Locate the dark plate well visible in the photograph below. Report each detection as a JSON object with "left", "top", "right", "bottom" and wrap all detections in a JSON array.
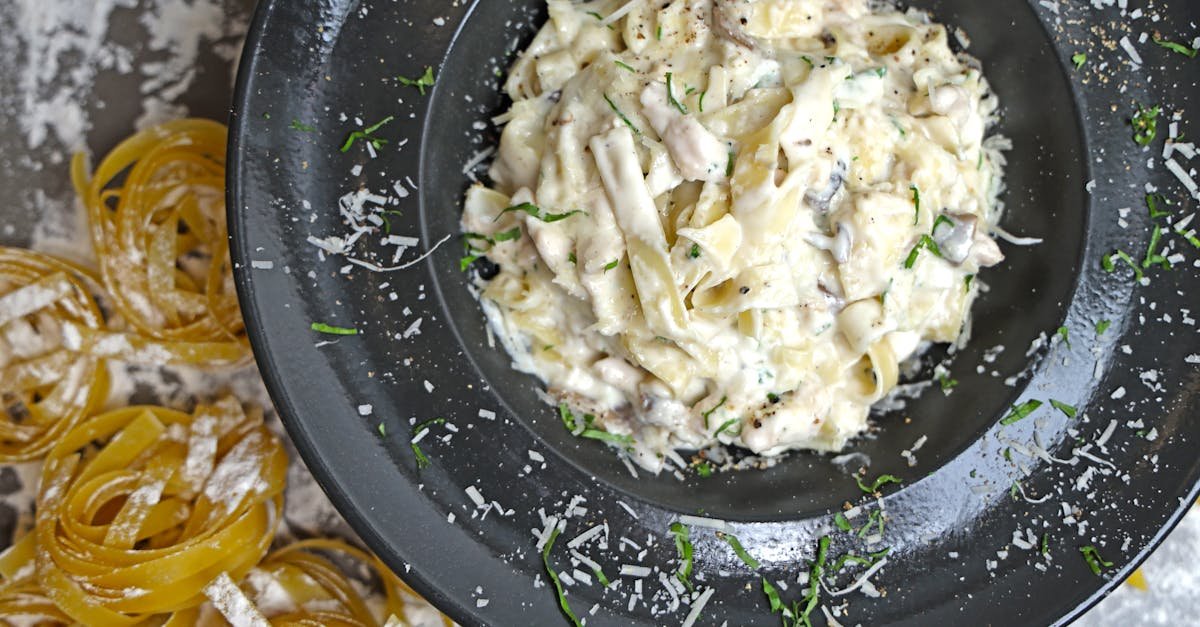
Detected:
[{"left": 229, "top": 1, "right": 1200, "bottom": 625}]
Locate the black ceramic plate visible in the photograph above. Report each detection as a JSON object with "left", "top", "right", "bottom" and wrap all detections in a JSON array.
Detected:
[{"left": 228, "top": 1, "right": 1200, "bottom": 625}]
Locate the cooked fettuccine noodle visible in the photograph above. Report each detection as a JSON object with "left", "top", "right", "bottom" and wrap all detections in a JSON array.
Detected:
[{"left": 463, "top": 0, "right": 1010, "bottom": 471}]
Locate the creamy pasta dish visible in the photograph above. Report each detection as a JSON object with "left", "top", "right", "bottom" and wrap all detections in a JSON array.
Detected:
[{"left": 462, "top": 0, "right": 1011, "bottom": 472}]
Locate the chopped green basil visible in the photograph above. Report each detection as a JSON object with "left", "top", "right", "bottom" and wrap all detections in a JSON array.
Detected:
[
  {"left": 311, "top": 322, "right": 358, "bottom": 335},
  {"left": 669, "top": 522, "right": 695, "bottom": 591},
  {"left": 910, "top": 185, "right": 921, "bottom": 225},
  {"left": 340, "top": 115, "right": 395, "bottom": 152},
  {"left": 542, "top": 525, "right": 582, "bottom": 626},
  {"left": 904, "top": 235, "right": 942, "bottom": 269},
  {"left": 999, "top": 399, "right": 1043, "bottom": 426},
  {"left": 855, "top": 474, "right": 902, "bottom": 495},
  {"left": 798, "top": 536, "right": 831, "bottom": 625},
  {"left": 1050, "top": 399, "right": 1077, "bottom": 418},
  {"left": 1102, "top": 249, "right": 1145, "bottom": 281},
  {"left": 1072, "top": 52, "right": 1087, "bottom": 70},
  {"left": 665, "top": 72, "right": 688, "bottom": 114},
  {"left": 495, "top": 202, "right": 584, "bottom": 223},
  {"left": 714, "top": 417, "right": 739, "bottom": 438},
  {"left": 1132, "top": 104, "right": 1162, "bottom": 147},
  {"left": 1154, "top": 37, "right": 1198, "bottom": 58},
  {"left": 1146, "top": 192, "right": 1171, "bottom": 219},
  {"left": 1056, "top": 325, "right": 1071, "bottom": 348},
  {"left": 701, "top": 396, "right": 726, "bottom": 429},
  {"left": 1095, "top": 319, "right": 1112, "bottom": 335},
  {"left": 718, "top": 532, "right": 761, "bottom": 570},
  {"left": 396, "top": 66, "right": 436, "bottom": 95},
  {"left": 603, "top": 93, "right": 642, "bottom": 135},
  {"left": 410, "top": 418, "right": 445, "bottom": 470},
  {"left": 1142, "top": 224, "right": 1172, "bottom": 270},
  {"left": 1080, "top": 545, "right": 1113, "bottom": 576}
]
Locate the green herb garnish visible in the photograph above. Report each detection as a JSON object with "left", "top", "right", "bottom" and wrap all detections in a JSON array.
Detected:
[
  {"left": 311, "top": 322, "right": 358, "bottom": 335},
  {"left": 495, "top": 202, "right": 583, "bottom": 223},
  {"left": 542, "top": 525, "right": 582, "bottom": 626},
  {"left": 410, "top": 417, "right": 446, "bottom": 470},
  {"left": 701, "top": 396, "right": 726, "bottom": 428},
  {"left": 669, "top": 522, "right": 695, "bottom": 591},
  {"left": 689, "top": 243, "right": 701, "bottom": 259},
  {"left": 910, "top": 185, "right": 921, "bottom": 225},
  {"left": 718, "top": 532, "right": 761, "bottom": 570},
  {"left": 767, "top": 392, "right": 781, "bottom": 404},
  {"left": 290, "top": 119, "right": 315, "bottom": 132},
  {"left": 603, "top": 259, "right": 619, "bottom": 272},
  {"left": 1102, "top": 249, "right": 1145, "bottom": 280},
  {"left": 665, "top": 72, "right": 687, "bottom": 114},
  {"left": 396, "top": 66, "right": 436, "bottom": 95},
  {"left": 904, "top": 235, "right": 942, "bottom": 269},
  {"left": 698, "top": 90, "right": 707, "bottom": 112},
  {"left": 568, "top": 252, "right": 577, "bottom": 265},
  {"left": 939, "top": 373, "right": 959, "bottom": 393},
  {"left": 798, "top": 536, "right": 831, "bottom": 625},
  {"left": 696, "top": 461, "right": 713, "bottom": 478},
  {"left": 762, "top": 576, "right": 787, "bottom": 615},
  {"left": 1072, "top": 52, "right": 1087, "bottom": 70},
  {"left": 855, "top": 474, "right": 902, "bottom": 495},
  {"left": 1056, "top": 325, "right": 1071, "bottom": 348},
  {"left": 1154, "top": 37, "right": 1198, "bottom": 58},
  {"left": 999, "top": 399, "right": 1043, "bottom": 425},
  {"left": 1142, "top": 224, "right": 1172, "bottom": 270},
  {"left": 1080, "top": 545, "right": 1113, "bottom": 576},
  {"left": 603, "top": 93, "right": 641, "bottom": 135},
  {"left": 726, "top": 150, "right": 736, "bottom": 177},
  {"left": 1177, "top": 227, "right": 1200, "bottom": 248},
  {"left": 493, "top": 227, "right": 521, "bottom": 242},
  {"left": 656, "top": 25, "right": 663, "bottom": 40},
  {"left": 1049, "top": 399, "right": 1077, "bottom": 419},
  {"left": 579, "top": 429, "right": 634, "bottom": 446},
  {"left": 377, "top": 423, "right": 386, "bottom": 436},
  {"left": 714, "top": 417, "right": 739, "bottom": 438},
  {"left": 614, "top": 60, "right": 636, "bottom": 73},
  {"left": 1095, "top": 319, "right": 1112, "bottom": 335},
  {"left": 1041, "top": 534, "right": 1050, "bottom": 555},
  {"left": 834, "top": 512, "right": 852, "bottom": 532},
  {"left": 340, "top": 115, "right": 394, "bottom": 152},
  {"left": 1132, "top": 104, "right": 1162, "bottom": 147},
  {"left": 1146, "top": 192, "right": 1171, "bottom": 219}
]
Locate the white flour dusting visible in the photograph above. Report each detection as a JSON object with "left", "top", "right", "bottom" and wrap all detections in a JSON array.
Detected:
[{"left": 2, "top": 0, "right": 244, "bottom": 151}]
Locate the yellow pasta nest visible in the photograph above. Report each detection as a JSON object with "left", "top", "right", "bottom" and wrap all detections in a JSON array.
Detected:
[
  {"left": 0, "top": 399, "right": 286, "bottom": 625},
  {"left": 0, "top": 248, "right": 111, "bottom": 462},
  {"left": 72, "top": 118, "right": 246, "bottom": 355}
]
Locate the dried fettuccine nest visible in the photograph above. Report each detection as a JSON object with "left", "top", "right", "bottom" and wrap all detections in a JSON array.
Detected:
[
  {"left": 0, "top": 398, "right": 286, "bottom": 625},
  {"left": 72, "top": 118, "right": 247, "bottom": 358}
]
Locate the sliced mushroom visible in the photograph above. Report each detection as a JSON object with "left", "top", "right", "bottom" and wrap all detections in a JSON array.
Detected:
[
  {"left": 804, "top": 159, "right": 848, "bottom": 213},
  {"left": 932, "top": 213, "right": 1005, "bottom": 267},
  {"left": 804, "top": 220, "right": 852, "bottom": 264},
  {"left": 931, "top": 213, "right": 976, "bottom": 264}
]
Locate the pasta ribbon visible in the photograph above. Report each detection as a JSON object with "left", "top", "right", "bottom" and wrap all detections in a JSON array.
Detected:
[
  {"left": 5, "top": 400, "right": 286, "bottom": 625},
  {"left": 72, "top": 119, "right": 247, "bottom": 363},
  {"left": 0, "top": 248, "right": 110, "bottom": 462},
  {"left": 236, "top": 538, "right": 455, "bottom": 627}
]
